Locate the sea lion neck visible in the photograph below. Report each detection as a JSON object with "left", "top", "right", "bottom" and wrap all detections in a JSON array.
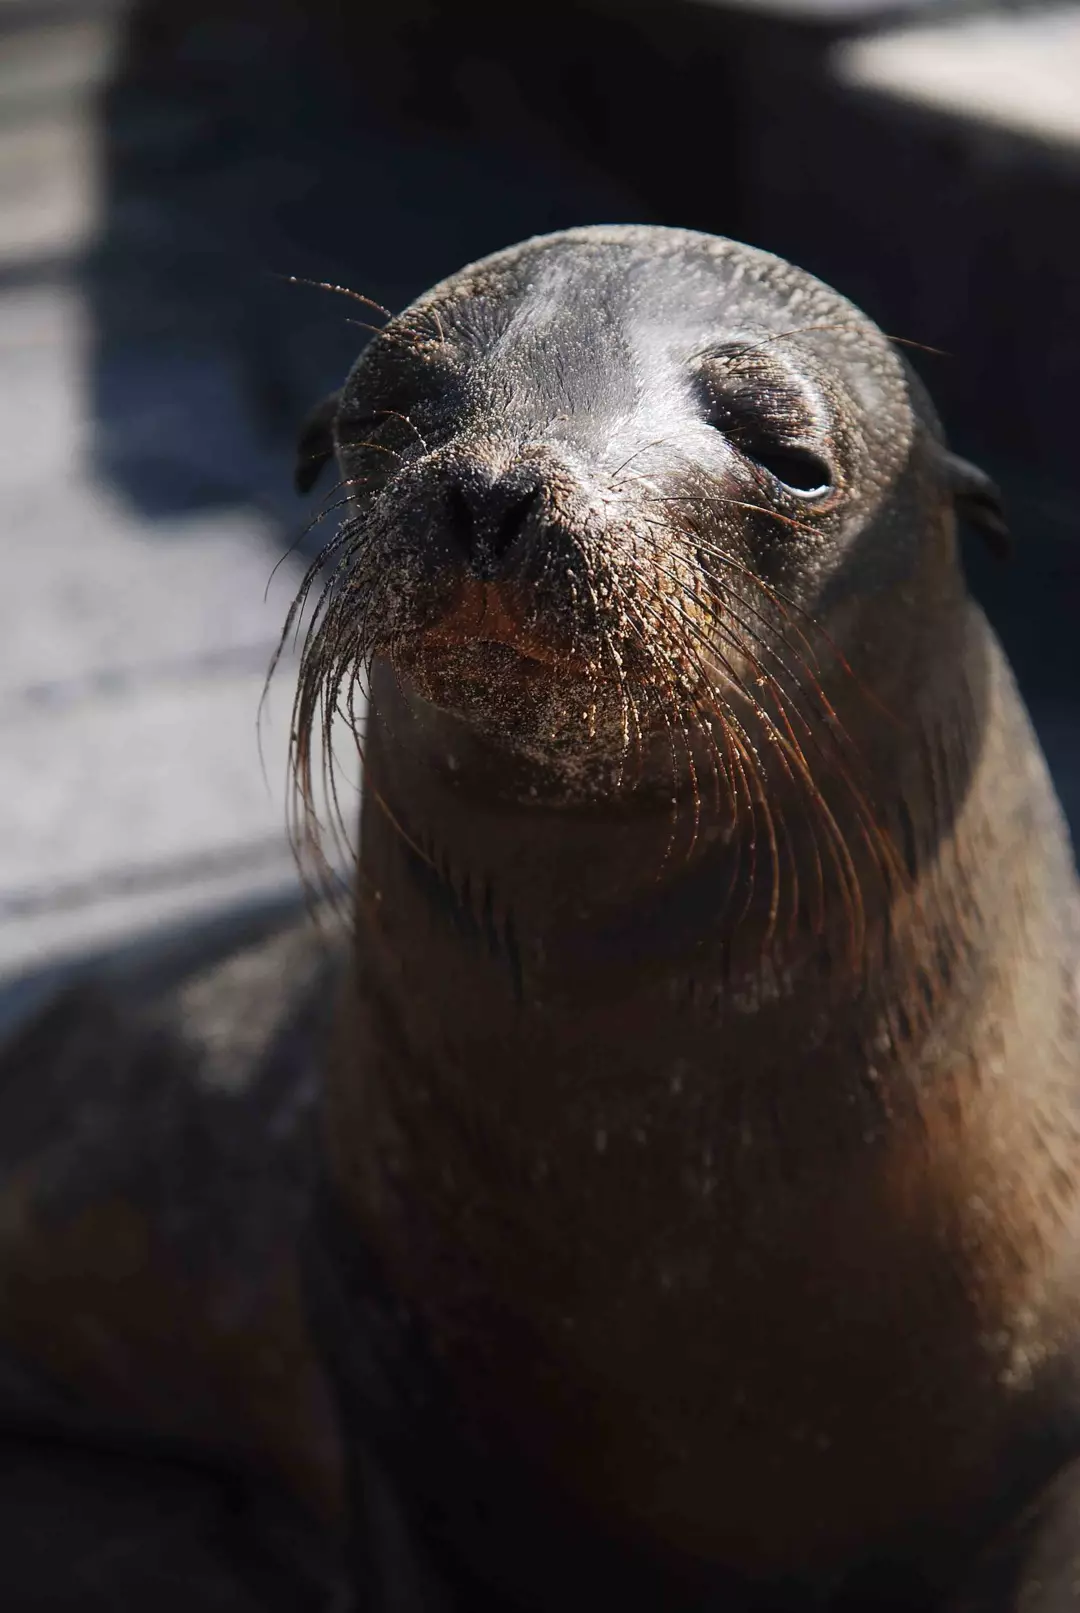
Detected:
[
  {"left": 361, "top": 654, "right": 854, "bottom": 984},
  {"left": 360, "top": 656, "right": 740, "bottom": 967}
]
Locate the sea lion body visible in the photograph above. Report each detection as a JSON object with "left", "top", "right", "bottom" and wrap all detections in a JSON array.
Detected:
[{"left": 294, "top": 228, "right": 1080, "bottom": 1607}]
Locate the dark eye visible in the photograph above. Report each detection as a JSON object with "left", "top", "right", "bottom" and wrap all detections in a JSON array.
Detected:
[
  {"left": 742, "top": 442, "right": 833, "bottom": 497},
  {"left": 695, "top": 364, "right": 835, "bottom": 499},
  {"left": 706, "top": 410, "right": 834, "bottom": 498}
]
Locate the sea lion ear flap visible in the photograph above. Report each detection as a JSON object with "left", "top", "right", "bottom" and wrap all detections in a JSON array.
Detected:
[
  {"left": 295, "top": 391, "right": 341, "bottom": 495},
  {"left": 944, "top": 452, "right": 1011, "bottom": 560}
]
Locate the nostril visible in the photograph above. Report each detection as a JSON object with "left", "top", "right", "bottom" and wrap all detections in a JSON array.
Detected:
[
  {"left": 489, "top": 486, "right": 542, "bottom": 559},
  {"left": 445, "top": 474, "right": 543, "bottom": 569}
]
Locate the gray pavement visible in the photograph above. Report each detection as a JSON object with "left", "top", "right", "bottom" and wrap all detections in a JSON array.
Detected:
[{"left": 0, "top": 1, "right": 315, "bottom": 992}]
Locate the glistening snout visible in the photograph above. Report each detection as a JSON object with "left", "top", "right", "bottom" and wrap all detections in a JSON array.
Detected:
[{"left": 443, "top": 464, "right": 545, "bottom": 578}]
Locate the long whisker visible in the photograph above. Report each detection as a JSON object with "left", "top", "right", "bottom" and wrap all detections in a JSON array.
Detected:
[
  {"left": 685, "top": 530, "right": 903, "bottom": 732},
  {"left": 649, "top": 493, "right": 820, "bottom": 541},
  {"left": 279, "top": 274, "right": 392, "bottom": 320},
  {"left": 609, "top": 438, "right": 679, "bottom": 488},
  {"left": 632, "top": 513, "right": 886, "bottom": 955},
  {"left": 640, "top": 584, "right": 810, "bottom": 945},
  {"left": 620, "top": 598, "right": 707, "bottom": 860},
  {"left": 644, "top": 556, "right": 825, "bottom": 937},
  {"left": 264, "top": 483, "right": 382, "bottom": 602}
]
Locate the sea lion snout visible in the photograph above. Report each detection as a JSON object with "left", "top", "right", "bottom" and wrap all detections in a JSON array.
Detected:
[
  {"left": 394, "top": 443, "right": 606, "bottom": 676},
  {"left": 372, "top": 435, "right": 591, "bottom": 615},
  {"left": 442, "top": 458, "right": 546, "bottom": 579}
]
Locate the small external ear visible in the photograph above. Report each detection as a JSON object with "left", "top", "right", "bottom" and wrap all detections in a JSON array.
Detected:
[
  {"left": 295, "top": 391, "right": 341, "bottom": 495},
  {"left": 944, "top": 452, "right": 1011, "bottom": 560}
]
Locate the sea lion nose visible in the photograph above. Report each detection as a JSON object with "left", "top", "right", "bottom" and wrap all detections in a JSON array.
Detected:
[{"left": 445, "top": 465, "right": 544, "bottom": 573}]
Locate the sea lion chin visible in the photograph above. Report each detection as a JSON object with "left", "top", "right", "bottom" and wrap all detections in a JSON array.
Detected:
[{"left": 290, "top": 226, "right": 1080, "bottom": 1610}]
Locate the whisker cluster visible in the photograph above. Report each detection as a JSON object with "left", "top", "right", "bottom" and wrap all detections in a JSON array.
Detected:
[{"left": 270, "top": 431, "right": 910, "bottom": 976}]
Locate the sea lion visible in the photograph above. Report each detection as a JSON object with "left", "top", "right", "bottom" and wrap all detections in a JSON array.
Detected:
[
  {"left": 288, "top": 225, "right": 1080, "bottom": 1610},
  {"left": 0, "top": 225, "right": 1076, "bottom": 1612}
]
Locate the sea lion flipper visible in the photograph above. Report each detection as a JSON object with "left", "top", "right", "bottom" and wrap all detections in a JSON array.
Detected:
[
  {"left": 295, "top": 391, "right": 342, "bottom": 495},
  {"left": 945, "top": 452, "right": 1011, "bottom": 560}
]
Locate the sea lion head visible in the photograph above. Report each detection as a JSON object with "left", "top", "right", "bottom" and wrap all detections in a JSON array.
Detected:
[{"left": 290, "top": 226, "right": 1005, "bottom": 811}]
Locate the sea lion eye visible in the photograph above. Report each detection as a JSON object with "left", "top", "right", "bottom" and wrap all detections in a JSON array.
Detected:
[
  {"left": 742, "top": 442, "right": 833, "bottom": 497},
  {"left": 695, "top": 360, "right": 834, "bottom": 499},
  {"left": 705, "top": 404, "right": 834, "bottom": 497}
]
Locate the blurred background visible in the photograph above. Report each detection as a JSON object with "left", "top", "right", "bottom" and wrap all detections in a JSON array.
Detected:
[{"left": 2, "top": 0, "right": 1077, "bottom": 1027}]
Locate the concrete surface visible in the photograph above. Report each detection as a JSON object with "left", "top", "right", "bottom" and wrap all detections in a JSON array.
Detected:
[{"left": 0, "top": 0, "right": 315, "bottom": 992}]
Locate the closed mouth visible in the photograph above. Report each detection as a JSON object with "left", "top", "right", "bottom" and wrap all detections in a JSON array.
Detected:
[{"left": 418, "top": 578, "right": 585, "bottom": 672}]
